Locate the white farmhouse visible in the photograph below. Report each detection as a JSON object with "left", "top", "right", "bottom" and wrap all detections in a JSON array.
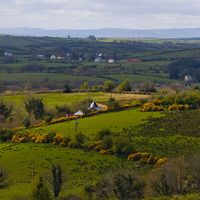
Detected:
[
  {"left": 108, "top": 59, "right": 115, "bottom": 63},
  {"left": 4, "top": 52, "right": 13, "bottom": 56},
  {"left": 184, "top": 75, "right": 192, "bottom": 82},
  {"left": 51, "top": 55, "right": 56, "bottom": 60},
  {"left": 94, "top": 57, "right": 103, "bottom": 62}
]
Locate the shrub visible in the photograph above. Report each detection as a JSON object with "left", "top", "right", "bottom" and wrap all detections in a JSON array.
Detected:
[
  {"left": 140, "top": 84, "right": 157, "bottom": 93},
  {"left": 168, "top": 104, "right": 189, "bottom": 111},
  {"left": 103, "top": 81, "right": 115, "bottom": 92},
  {"left": 0, "top": 168, "right": 9, "bottom": 189},
  {"left": 32, "top": 176, "right": 52, "bottom": 200},
  {"left": 63, "top": 84, "right": 72, "bottom": 93},
  {"left": 112, "top": 137, "right": 134, "bottom": 156},
  {"left": 0, "top": 129, "right": 14, "bottom": 142},
  {"left": 35, "top": 135, "right": 48, "bottom": 144},
  {"left": 102, "top": 136, "right": 113, "bottom": 149},
  {"left": 46, "top": 132, "right": 56, "bottom": 143},
  {"left": 149, "top": 154, "right": 200, "bottom": 197},
  {"left": 53, "top": 134, "right": 64, "bottom": 145},
  {"left": 55, "top": 105, "right": 71, "bottom": 115},
  {"left": 107, "top": 98, "right": 120, "bottom": 110},
  {"left": 73, "top": 132, "right": 86, "bottom": 148},
  {"left": 116, "top": 80, "right": 132, "bottom": 93},
  {"left": 23, "top": 118, "right": 31, "bottom": 129},
  {"left": 92, "top": 169, "right": 145, "bottom": 200},
  {"left": 96, "top": 129, "right": 112, "bottom": 140},
  {"left": 140, "top": 103, "right": 164, "bottom": 112},
  {"left": 45, "top": 114, "right": 53, "bottom": 124}
]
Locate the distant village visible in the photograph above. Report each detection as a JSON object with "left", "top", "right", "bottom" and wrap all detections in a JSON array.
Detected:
[{"left": 3, "top": 51, "right": 116, "bottom": 64}]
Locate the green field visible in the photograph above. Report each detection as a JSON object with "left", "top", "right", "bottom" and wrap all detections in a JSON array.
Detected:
[
  {"left": 25, "top": 109, "right": 159, "bottom": 139},
  {"left": 0, "top": 143, "right": 134, "bottom": 200}
]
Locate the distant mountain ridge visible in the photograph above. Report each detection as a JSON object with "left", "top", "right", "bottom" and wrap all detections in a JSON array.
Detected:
[{"left": 1, "top": 27, "right": 200, "bottom": 38}]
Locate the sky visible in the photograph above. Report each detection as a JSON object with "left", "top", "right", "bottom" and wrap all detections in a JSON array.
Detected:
[{"left": 1, "top": 0, "right": 200, "bottom": 30}]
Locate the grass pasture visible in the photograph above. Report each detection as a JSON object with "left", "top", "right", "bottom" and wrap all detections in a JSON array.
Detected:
[
  {"left": 25, "top": 109, "right": 159, "bottom": 139},
  {"left": 0, "top": 143, "right": 134, "bottom": 200},
  {"left": 1, "top": 92, "right": 149, "bottom": 118}
]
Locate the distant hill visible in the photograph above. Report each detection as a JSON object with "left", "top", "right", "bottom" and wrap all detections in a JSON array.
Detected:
[{"left": 1, "top": 27, "right": 200, "bottom": 38}]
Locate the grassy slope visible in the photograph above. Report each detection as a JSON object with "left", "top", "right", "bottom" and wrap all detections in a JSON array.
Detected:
[
  {"left": 1, "top": 92, "right": 148, "bottom": 114},
  {"left": 0, "top": 143, "right": 134, "bottom": 199},
  {"left": 26, "top": 109, "right": 159, "bottom": 139}
]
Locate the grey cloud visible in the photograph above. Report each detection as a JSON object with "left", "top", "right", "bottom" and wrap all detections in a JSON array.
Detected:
[{"left": 0, "top": 0, "right": 200, "bottom": 29}]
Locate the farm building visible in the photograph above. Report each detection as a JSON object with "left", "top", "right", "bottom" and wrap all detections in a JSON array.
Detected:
[
  {"left": 51, "top": 55, "right": 56, "bottom": 60},
  {"left": 94, "top": 57, "right": 103, "bottom": 62},
  {"left": 74, "top": 110, "right": 84, "bottom": 116},
  {"left": 108, "top": 59, "right": 115, "bottom": 63},
  {"left": 127, "top": 58, "right": 141, "bottom": 63},
  {"left": 89, "top": 101, "right": 101, "bottom": 110}
]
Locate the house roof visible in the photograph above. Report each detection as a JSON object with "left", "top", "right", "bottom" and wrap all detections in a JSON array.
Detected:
[{"left": 74, "top": 110, "right": 84, "bottom": 116}]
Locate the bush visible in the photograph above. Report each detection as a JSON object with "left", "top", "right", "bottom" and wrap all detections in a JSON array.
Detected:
[
  {"left": 148, "top": 154, "right": 200, "bottom": 197},
  {"left": 0, "top": 129, "right": 14, "bottom": 142},
  {"left": 102, "top": 136, "right": 113, "bottom": 149},
  {"left": 96, "top": 129, "right": 112, "bottom": 140},
  {"left": 92, "top": 169, "right": 145, "bottom": 200},
  {"left": 103, "top": 81, "right": 115, "bottom": 92},
  {"left": 63, "top": 84, "right": 72, "bottom": 93},
  {"left": 47, "top": 132, "right": 56, "bottom": 143},
  {"left": 168, "top": 104, "right": 189, "bottom": 111},
  {"left": 55, "top": 105, "right": 71, "bottom": 115},
  {"left": 73, "top": 132, "right": 86, "bottom": 148},
  {"left": 23, "top": 118, "right": 31, "bottom": 129},
  {"left": 140, "top": 103, "right": 164, "bottom": 112},
  {"left": 53, "top": 134, "right": 64, "bottom": 145},
  {"left": 140, "top": 84, "right": 157, "bottom": 93},
  {"left": 112, "top": 136, "right": 134, "bottom": 156},
  {"left": 116, "top": 80, "right": 132, "bottom": 93},
  {"left": 107, "top": 98, "right": 120, "bottom": 110}
]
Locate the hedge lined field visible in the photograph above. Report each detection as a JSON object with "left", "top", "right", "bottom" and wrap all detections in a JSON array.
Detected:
[
  {"left": 24, "top": 109, "right": 158, "bottom": 138},
  {"left": 0, "top": 143, "right": 134, "bottom": 200}
]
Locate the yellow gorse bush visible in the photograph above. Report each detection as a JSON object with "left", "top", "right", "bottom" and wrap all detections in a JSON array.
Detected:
[
  {"left": 168, "top": 104, "right": 189, "bottom": 111},
  {"left": 128, "top": 152, "right": 167, "bottom": 166},
  {"left": 140, "top": 103, "right": 164, "bottom": 112}
]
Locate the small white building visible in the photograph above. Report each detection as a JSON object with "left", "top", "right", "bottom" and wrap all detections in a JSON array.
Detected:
[
  {"left": 4, "top": 52, "right": 13, "bottom": 56},
  {"left": 94, "top": 57, "right": 103, "bottom": 63},
  {"left": 74, "top": 110, "right": 84, "bottom": 116},
  {"left": 51, "top": 55, "right": 56, "bottom": 60},
  {"left": 89, "top": 101, "right": 101, "bottom": 110},
  {"left": 57, "top": 56, "right": 65, "bottom": 60},
  {"left": 108, "top": 59, "right": 115, "bottom": 63},
  {"left": 98, "top": 53, "right": 102, "bottom": 57},
  {"left": 36, "top": 55, "right": 45, "bottom": 59},
  {"left": 185, "top": 75, "right": 192, "bottom": 82}
]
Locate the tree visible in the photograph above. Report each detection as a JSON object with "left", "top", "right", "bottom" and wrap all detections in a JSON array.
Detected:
[
  {"left": 50, "top": 164, "right": 64, "bottom": 198},
  {"left": 107, "top": 98, "right": 120, "bottom": 110},
  {"left": 32, "top": 176, "right": 52, "bottom": 200},
  {"left": 24, "top": 98, "right": 45, "bottom": 119},
  {"left": 116, "top": 80, "right": 132, "bottom": 93},
  {"left": 102, "top": 136, "right": 113, "bottom": 149},
  {"left": 73, "top": 132, "right": 86, "bottom": 148},
  {"left": 149, "top": 154, "right": 200, "bottom": 197},
  {"left": 73, "top": 98, "right": 92, "bottom": 114},
  {"left": 63, "top": 84, "right": 72, "bottom": 93},
  {"left": 0, "top": 168, "right": 9, "bottom": 189},
  {"left": 112, "top": 170, "right": 145, "bottom": 200},
  {"left": 25, "top": 98, "right": 35, "bottom": 115},
  {"left": 80, "top": 82, "right": 89, "bottom": 92},
  {"left": 23, "top": 118, "right": 31, "bottom": 129},
  {"left": 103, "top": 81, "right": 115, "bottom": 92},
  {"left": 33, "top": 99, "right": 45, "bottom": 119},
  {"left": 0, "top": 100, "right": 13, "bottom": 120},
  {"left": 93, "top": 169, "right": 144, "bottom": 200}
]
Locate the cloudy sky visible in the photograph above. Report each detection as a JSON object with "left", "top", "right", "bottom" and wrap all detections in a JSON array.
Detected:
[{"left": 1, "top": 0, "right": 200, "bottom": 30}]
